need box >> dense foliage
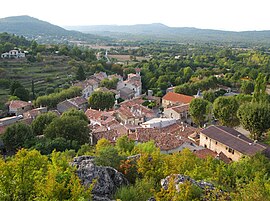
[88,91,115,111]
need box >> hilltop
[0,15,110,43]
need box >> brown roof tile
[163,92,194,104]
[9,100,32,109]
[201,125,267,156]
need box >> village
[1,66,269,163]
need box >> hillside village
[1,65,269,163]
[1,26,270,200]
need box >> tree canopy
[88,91,115,111]
[213,96,240,127]
[237,102,270,140]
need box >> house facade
[163,104,189,122]
[1,50,25,59]
[9,100,32,116]
[57,97,88,114]
[117,73,142,98]
[200,125,268,161]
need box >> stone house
[8,100,32,116]
[57,97,88,114]
[163,104,190,122]
[200,125,268,161]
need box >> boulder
[161,174,215,192]
[71,155,128,200]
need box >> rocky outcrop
[71,155,128,201]
[161,174,215,192]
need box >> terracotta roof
[85,108,116,126]
[120,97,144,107]
[9,100,32,109]
[193,149,217,159]
[201,125,267,156]
[23,107,47,119]
[128,123,197,151]
[169,104,189,113]
[194,149,231,164]
[69,97,88,106]
[163,92,194,104]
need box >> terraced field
[0,55,76,109]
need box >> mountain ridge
[0,15,110,43]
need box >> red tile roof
[128,123,197,151]
[193,149,231,164]
[169,104,190,113]
[163,92,194,104]
[9,100,32,109]
[85,108,116,126]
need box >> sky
[0,0,269,31]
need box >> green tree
[13,86,30,101]
[240,81,254,95]
[237,103,270,140]
[44,116,89,145]
[76,65,86,81]
[253,73,268,103]
[116,135,135,154]
[189,98,211,127]
[1,123,34,151]
[95,146,123,169]
[203,90,216,103]
[88,91,115,111]
[10,80,23,95]
[100,78,119,89]
[32,111,58,135]
[213,96,240,127]
[62,108,89,123]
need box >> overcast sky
[0,0,269,31]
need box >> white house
[117,72,142,98]
[140,118,176,128]
[1,50,25,59]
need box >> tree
[10,80,23,95]
[95,146,123,169]
[213,96,240,127]
[253,73,268,103]
[96,138,112,153]
[203,90,216,103]
[13,86,30,101]
[189,98,211,127]
[0,149,92,200]
[240,81,254,95]
[116,135,135,154]
[88,91,115,111]
[100,78,119,89]
[237,103,270,140]
[1,123,34,151]
[62,108,89,123]
[76,65,86,81]
[32,112,58,135]
[44,116,89,145]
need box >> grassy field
[0,55,75,108]
[108,54,148,62]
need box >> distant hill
[0,16,110,43]
[66,23,270,45]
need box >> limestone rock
[71,155,128,200]
[161,174,215,192]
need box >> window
[215,141,218,145]
[204,144,207,148]
[206,137,208,140]
[228,148,234,154]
